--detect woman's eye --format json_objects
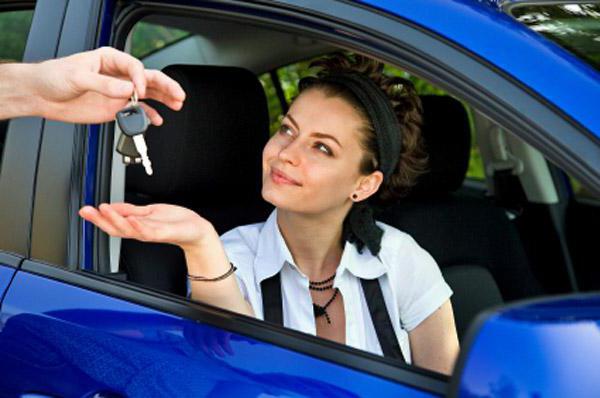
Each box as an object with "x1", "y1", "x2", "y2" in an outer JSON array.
[
  {"x1": 315, "y1": 142, "x2": 332, "y2": 156},
  {"x1": 278, "y1": 124, "x2": 294, "y2": 137}
]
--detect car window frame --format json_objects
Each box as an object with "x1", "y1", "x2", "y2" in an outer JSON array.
[{"x1": 0, "y1": 0, "x2": 63, "y2": 261}]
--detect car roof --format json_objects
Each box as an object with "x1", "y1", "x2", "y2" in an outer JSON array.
[{"x1": 357, "y1": 0, "x2": 600, "y2": 137}]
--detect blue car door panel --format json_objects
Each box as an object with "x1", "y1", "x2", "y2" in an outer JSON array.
[{"x1": 0, "y1": 261, "x2": 446, "y2": 396}]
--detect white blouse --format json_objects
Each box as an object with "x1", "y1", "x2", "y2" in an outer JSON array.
[{"x1": 215, "y1": 209, "x2": 453, "y2": 363}]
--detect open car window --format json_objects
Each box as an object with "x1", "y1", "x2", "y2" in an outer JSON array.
[{"x1": 88, "y1": 4, "x2": 589, "y2": 383}]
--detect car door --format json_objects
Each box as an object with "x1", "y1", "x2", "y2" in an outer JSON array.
[
  {"x1": 1, "y1": 0, "x2": 599, "y2": 397},
  {"x1": 0, "y1": 0, "x2": 43, "y2": 301},
  {"x1": 0, "y1": 0, "x2": 447, "y2": 396}
]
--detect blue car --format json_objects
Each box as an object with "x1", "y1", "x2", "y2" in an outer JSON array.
[{"x1": 0, "y1": 0, "x2": 599, "y2": 396}]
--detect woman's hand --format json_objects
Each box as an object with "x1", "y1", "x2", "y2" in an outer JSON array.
[
  {"x1": 80, "y1": 202, "x2": 255, "y2": 317},
  {"x1": 79, "y1": 202, "x2": 216, "y2": 250}
]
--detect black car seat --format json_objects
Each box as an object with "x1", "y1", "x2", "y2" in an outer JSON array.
[
  {"x1": 120, "y1": 64, "x2": 272, "y2": 296},
  {"x1": 379, "y1": 95, "x2": 544, "y2": 340}
]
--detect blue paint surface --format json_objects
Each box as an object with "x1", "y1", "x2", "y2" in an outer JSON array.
[
  {"x1": 0, "y1": 271, "x2": 438, "y2": 397},
  {"x1": 358, "y1": 0, "x2": 600, "y2": 137},
  {"x1": 0, "y1": 265, "x2": 17, "y2": 304},
  {"x1": 457, "y1": 295, "x2": 600, "y2": 398}
]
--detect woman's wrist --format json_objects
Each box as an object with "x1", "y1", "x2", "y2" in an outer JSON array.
[
  {"x1": 179, "y1": 222, "x2": 219, "y2": 253},
  {"x1": 181, "y1": 228, "x2": 231, "y2": 278}
]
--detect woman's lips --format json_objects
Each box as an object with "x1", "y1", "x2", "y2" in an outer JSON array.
[{"x1": 271, "y1": 167, "x2": 302, "y2": 186}]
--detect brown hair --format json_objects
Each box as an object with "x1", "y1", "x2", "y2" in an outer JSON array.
[{"x1": 297, "y1": 52, "x2": 430, "y2": 204}]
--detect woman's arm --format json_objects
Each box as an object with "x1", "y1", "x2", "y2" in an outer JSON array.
[
  {"x1": 79, "y1": 202, "x2": 254, "y2": 317},
  {"x1": 184, "y1": 233, "x2": 254, "y2": 316},
  {"x1": 408, "y1": 299, "x2": 460, "y2": 376}
]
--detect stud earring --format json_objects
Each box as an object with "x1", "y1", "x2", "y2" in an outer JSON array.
[{"x1": 352, "y1": 194, "x2": 358, "y2": 200}]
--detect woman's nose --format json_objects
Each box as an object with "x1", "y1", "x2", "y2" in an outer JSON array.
[{"x1": 278, "y1": 138, "x2": 301, "y2": 166}]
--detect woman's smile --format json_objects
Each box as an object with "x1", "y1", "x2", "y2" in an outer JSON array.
[{"x1": 270, "y1": 167, "x2": 302, "y2": 186}]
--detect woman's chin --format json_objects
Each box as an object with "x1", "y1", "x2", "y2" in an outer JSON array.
[{"x1": 262, "y1": 186, "x2": 300, "y2": 210}]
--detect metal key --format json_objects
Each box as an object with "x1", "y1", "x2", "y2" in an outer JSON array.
[{"x1": 115, "y1": 94, "x2": 153, "y2": 175}]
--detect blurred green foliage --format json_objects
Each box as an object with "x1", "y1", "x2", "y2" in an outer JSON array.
[
  {"x1": 567, "y1": 176, "x2": 600, "y2": 201},
  {"x1": 513, "y1": 4, "x2": 600, "y2": 71},
  {"x1": 260, "y1": 56, "x2": 485, "y2": 181},
  {"x1": 0, "y1": 10, "x2": 33, "y2": 62},
  {"x1": 130, "y1": 22, "x2": 190, "y2": 59}
]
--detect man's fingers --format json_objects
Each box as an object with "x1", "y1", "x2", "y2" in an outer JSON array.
[
  {"x1": 144, "y1": 87, "x2": 184, "y2": 112},
  {"x1": 138, "y1": 102, "x2": 163, "y2": 126},
  {"x1": 96, "y1": 47, "x2": 147, "y2": 98},
  {"x1": 71, "y1": 71, "x2": 134, "y2": 99},
  {"x1": 144, "y1": 69, "x2": 186, "y2": 106}
]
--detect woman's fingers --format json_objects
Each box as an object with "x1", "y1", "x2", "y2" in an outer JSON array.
[
  {"x1": 110, "y1": 202, "x2": 153, "y2": 217},
  {"x1": 99, "y1": 203, "x2": 137, "y2": 236},
  {"x1": 127, "y1": 215, "x2": 171, "y2": 242},
  {"x1": 79, "y1": 206, "x2": 121, "y2": 236}
]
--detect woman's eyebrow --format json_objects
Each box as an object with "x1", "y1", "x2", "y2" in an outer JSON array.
[
  {"x1": 285, "y1": 114, "x2": 343, "y2": 148},
  {"x1": 311, "y1": 132, "x2": 343, "y2": 148},
  {"x1": 285, "y1": 114, "x2": 300, "y2": 131}
]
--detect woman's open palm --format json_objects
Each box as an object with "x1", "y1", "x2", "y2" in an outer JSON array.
[{"x1": 79, "y1": 203, "x2": 215, "y2": 249}]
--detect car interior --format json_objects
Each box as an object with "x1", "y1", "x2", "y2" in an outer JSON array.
[{"x1": 42, "y1": 11, "x2": 587, "y2": 363}]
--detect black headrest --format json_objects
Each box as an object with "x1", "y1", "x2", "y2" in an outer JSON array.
[
  {"x1": 407, "y1": 95, "x2": 471, "y2": 198},
  {"x1": 126, "y1": 64, "x2": 269, "y2": 208}
]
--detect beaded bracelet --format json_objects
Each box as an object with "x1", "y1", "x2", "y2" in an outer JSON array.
[{"x1": 187, "y1": 262, "x2": 237, "y2": 282}]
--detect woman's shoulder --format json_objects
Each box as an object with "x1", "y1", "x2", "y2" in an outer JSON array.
[
  {"x1": 375, "y1": 220, "x2": 419, "y2": 251},
  {"x1": 219, "y1": 220, "x2": 272, "y2": 269},
  {"x1": 220, "y1": 221, "x2": 265, "y2": 250},
  {"x1": 374, "y1": 220, "x2": 439, "y2": 272}
]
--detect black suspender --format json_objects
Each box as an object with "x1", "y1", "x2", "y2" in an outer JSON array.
[
  {"x1": 261, "y1": 273, "x2": 405, "y2": 362},
  {"x1": 261, "y1": 273, "x2": 283, "y2": 325},
  {"x1": 359, "y1": 278, "x2": 405, "y2": 362}
]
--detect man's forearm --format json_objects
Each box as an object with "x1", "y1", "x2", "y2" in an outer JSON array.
[{"x1": 0, "y1": 63, "x2": 40, "y2": 120}]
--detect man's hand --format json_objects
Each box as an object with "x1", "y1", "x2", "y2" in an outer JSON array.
[{"x1": 0, "y1": 47, "x2": 186, "y2": 124}]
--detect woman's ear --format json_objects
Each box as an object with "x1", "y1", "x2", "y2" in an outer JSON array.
[{"x1": 351, "y1": 171, "x2": 384, "y2": 202}]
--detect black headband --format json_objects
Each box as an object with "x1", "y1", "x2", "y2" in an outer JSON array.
[{"x1": 300, "y1": 72, "x2": 403, "y2": 256}]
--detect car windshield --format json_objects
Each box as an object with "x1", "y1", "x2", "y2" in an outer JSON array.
[{"x1": 510, "y1": 3, "x2": 600, "y2": 71}]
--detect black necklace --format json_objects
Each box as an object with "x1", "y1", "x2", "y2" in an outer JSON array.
[
  {"x1": 308, "y1": 272, "x2": 336, "y2": 291},
  {"x1": 309, "y1": 271, "x2": 338, "y2": 324},
  {"x1": 313, "y1": 289, "x2": 339, "y2": 324}
]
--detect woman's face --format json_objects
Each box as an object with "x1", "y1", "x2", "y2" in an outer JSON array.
[{"x1": 262, "y1": 88, "x2": 382, "y2": 215}]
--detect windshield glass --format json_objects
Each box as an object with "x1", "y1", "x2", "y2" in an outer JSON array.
[{"x1": 510, "y1": 3, "x2": 600, "y2": 71}]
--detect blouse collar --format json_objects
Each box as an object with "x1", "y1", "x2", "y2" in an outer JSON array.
[{"x1": 254, "y1": 209, "x2": 388, "y2": 284}]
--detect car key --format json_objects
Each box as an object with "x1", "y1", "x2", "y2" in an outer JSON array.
[
  {"x1": 116, "y1": 132, "x2": 142, "y2": 165},
  {"x1": 115, "y1": 93, "x2": 153, "y2": 175}
]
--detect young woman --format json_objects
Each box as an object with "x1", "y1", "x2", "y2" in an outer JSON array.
[{"x1": 80, "y1": 53, "x2": 459, "y2": 375}]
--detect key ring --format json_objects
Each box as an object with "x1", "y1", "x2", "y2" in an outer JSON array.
[
  {"x1": 130, "y1": 89, "x2": 138, "y2": 107},
  {"x1": 131, "y1": 90, "x2": 138, "y2": 105}
]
